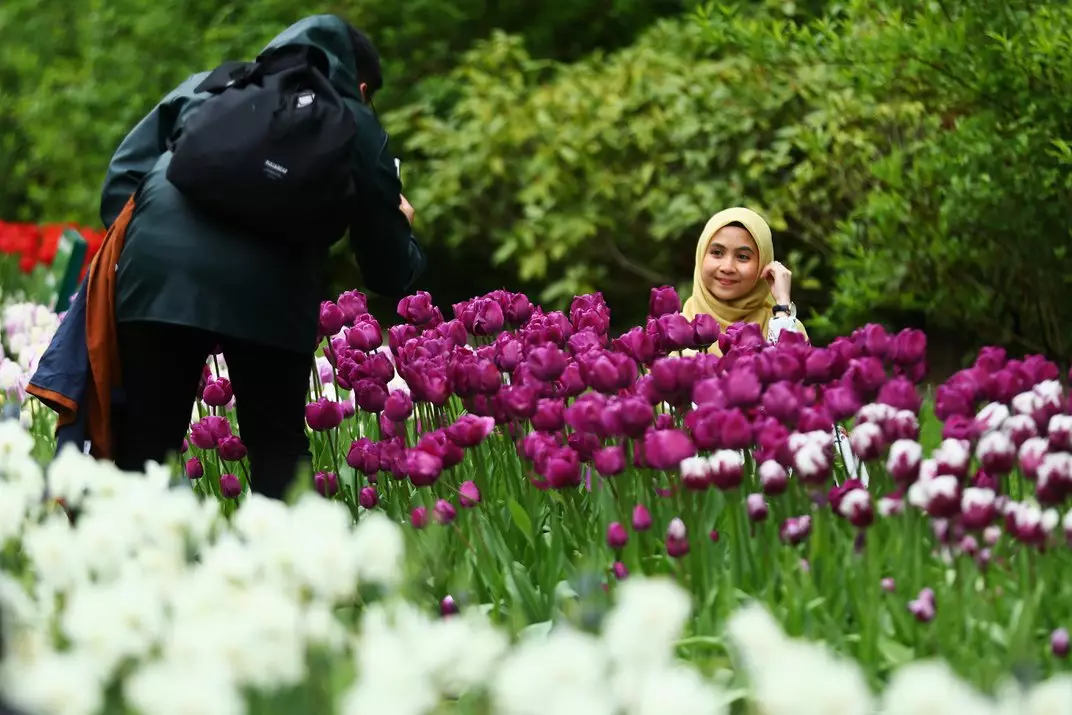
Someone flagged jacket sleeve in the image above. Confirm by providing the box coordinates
[347,109,426,298]
[99,74,203,229]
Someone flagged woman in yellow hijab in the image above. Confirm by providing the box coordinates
[681,207,807,352]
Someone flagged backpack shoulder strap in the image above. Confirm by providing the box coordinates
[193,61,257,94]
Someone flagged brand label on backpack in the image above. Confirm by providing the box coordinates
[263,159,288,180]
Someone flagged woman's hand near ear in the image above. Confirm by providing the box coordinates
[761,261,792,306]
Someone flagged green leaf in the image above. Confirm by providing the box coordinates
[507,498,535,548]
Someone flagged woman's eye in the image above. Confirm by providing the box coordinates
[737,254,751,262]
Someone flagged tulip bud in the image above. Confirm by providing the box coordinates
[648,285,681,318]
[202,377,234,407]
[880,577,896,592]
[666,518,689,558]
[580,445,616,478]
[959,487,997,530]
[632,504,652,532]
[314,471,339,498]
[606,522,628,550]
[680,456,711,491]
[305,397,344,431]
[886,439,923,484]
[1052,628,1070,658]
[217,435,247,462]
[709,450,744,491]
[759,460,788,495]
[440,595,459,617]
[410,506,428,529]
[611,561,629,581]
[383,390,414,422]
[219,473,242,499]
[319,301,345,336]
[908,588,936,623]
[434,499,457,525]
[746,493,769,523]
[358,486,378,509]
[779,515,812,545]
[184,457,203,480]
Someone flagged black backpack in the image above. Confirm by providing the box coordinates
[166,44,359,246]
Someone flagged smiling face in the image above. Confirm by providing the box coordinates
[701,223,762,301]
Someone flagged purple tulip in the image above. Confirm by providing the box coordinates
[1052,628,1070,658]
[202,377,233,407]
[692,313,719,346]
[527,344,567,381]
[383,390,414,422]
[632,504,652,531]
[889,328,927,366]
[217,435,247,462]
[877,376,922,414]
[440,595,459,617]
[762,381,800,424]
[824,384,862,422]
[346,438,381,476]
[315,471,339,498]
[404,447,444,486]
[434,499,457,525]
[654,313,695,351]
[720,410,753,451]
[345,315,383,352]
[305,397,344,431]
[494,336,524,372]
[397,291,437,326]
[881,577,896,592]
[219,473,242,499]
[538,447,582,489]
[337,289,368,323]
[184,457,203,480]
[613,326,658,365]
[319,301,345,336]
[648,285,681,318]
[458,480,481,508]
[456,297,505,336]
[607,522,629,550]
[189,416,231,450]
[445,414,496,448]
[611,561,629,581]
[358,486,378,509]
[354,379,389,413]
[846,357,887,400]
[642,428,696,470]
[593,445,626,477]
[410,506,428,529]
[531,398,566,432]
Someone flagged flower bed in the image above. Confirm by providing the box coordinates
[0,219,106,306]
[1,424,1071,715]
[5,286,1072,700]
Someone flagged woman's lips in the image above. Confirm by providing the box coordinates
[716,278,737,287]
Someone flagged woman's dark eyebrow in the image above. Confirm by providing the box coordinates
[709,242,754,253]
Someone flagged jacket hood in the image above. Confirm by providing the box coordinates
[261,15,362,100]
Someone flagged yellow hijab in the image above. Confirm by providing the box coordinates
[681,207,807,353]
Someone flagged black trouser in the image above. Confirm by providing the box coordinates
[113,321,313,500]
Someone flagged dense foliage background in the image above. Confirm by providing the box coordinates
[1,0,1069,368]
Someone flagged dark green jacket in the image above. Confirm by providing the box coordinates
[102,15,425,354]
